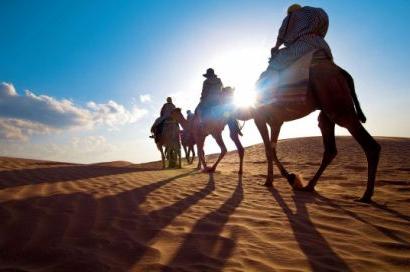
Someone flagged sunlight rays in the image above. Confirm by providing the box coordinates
[209,47,267,108]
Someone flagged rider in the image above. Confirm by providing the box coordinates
[269,4,332,70]
[194,69,243,136]
[195,68,223,119]
[256,4,332,103]
[150,97,176,139]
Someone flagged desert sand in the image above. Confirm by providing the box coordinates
[0,136,409,271]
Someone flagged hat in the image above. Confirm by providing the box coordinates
[287,4,302,14]
[166,97,172,103]
[203,68,216,78]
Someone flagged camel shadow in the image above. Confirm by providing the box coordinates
[0,165,159,189]
[370,202,410,222]
[162,174,243,272]
[0,170,217,271]
[269,189,351,272]
[314,193,410,245]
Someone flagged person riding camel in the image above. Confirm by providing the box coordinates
[195,69,243,136]
[256,4,332,104]
[150,97,176,140]
[195,68,223,119]
[270,4,332,70]
[160,97,176,118]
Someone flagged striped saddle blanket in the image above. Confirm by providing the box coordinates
[255,50,329,105]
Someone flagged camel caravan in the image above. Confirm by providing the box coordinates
[150,4,381,203]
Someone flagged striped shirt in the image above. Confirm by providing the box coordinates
[269,6,332,70]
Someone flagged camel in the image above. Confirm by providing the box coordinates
[180,125,196,164]
[171,103,244,174]
[154,119,182,169]
[235,50,380,203]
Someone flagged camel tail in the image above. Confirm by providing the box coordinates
[339,67,367,123]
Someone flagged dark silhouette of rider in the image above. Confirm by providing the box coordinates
[150,97,176,139]
[270,4,331,70]
[195,68,223,118]
[195,69,243,136]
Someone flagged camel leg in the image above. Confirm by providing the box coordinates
[191,145,196,164]
[301,112,337,191]
[255,117,273,186]
[341,119,381,202]
[310,67,381,201]
[186,146,191,163]
[196,157,201,169]
[229,128,244,175]
[208,133,227,172]
[178,146,182,168]
[159,145,166,169]
[197,137,207,170]
[195,146,201,169]
[268,122,291,179]
[188,146,193,164]
[183,145,189,163]
[165,146,171,168]
[168,148,172,168]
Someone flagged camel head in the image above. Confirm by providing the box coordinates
[171,108,189,129]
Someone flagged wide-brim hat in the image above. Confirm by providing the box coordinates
[203,68,216,78]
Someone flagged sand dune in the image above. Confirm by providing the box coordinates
[0,136,409,271]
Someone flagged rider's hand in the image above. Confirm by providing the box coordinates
[271,46,279,57]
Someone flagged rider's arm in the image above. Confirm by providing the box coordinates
[160,105,166,116]
[200,80,208,101]
[274,15,290,49]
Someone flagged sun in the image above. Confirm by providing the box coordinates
[233,88,257,107]
[210,46,267,108]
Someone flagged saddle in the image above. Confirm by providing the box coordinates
[196,97,228,121]
[256,50,331,105]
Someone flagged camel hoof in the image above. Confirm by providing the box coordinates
[286,173,296,186]
[356,197,372,204]
[263,181,273,187]
[201,167,215,173]
[295,185,315,192]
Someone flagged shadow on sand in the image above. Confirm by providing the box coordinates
[0,165,161,189]
[162,174,243,272]
[314,193,410,246]
[0,169,220,271]
[269,189,351,272]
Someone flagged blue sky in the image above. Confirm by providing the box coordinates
[1,0,409,163]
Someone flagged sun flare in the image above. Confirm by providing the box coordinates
[210,47,267,108]
[233,89,257,107]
